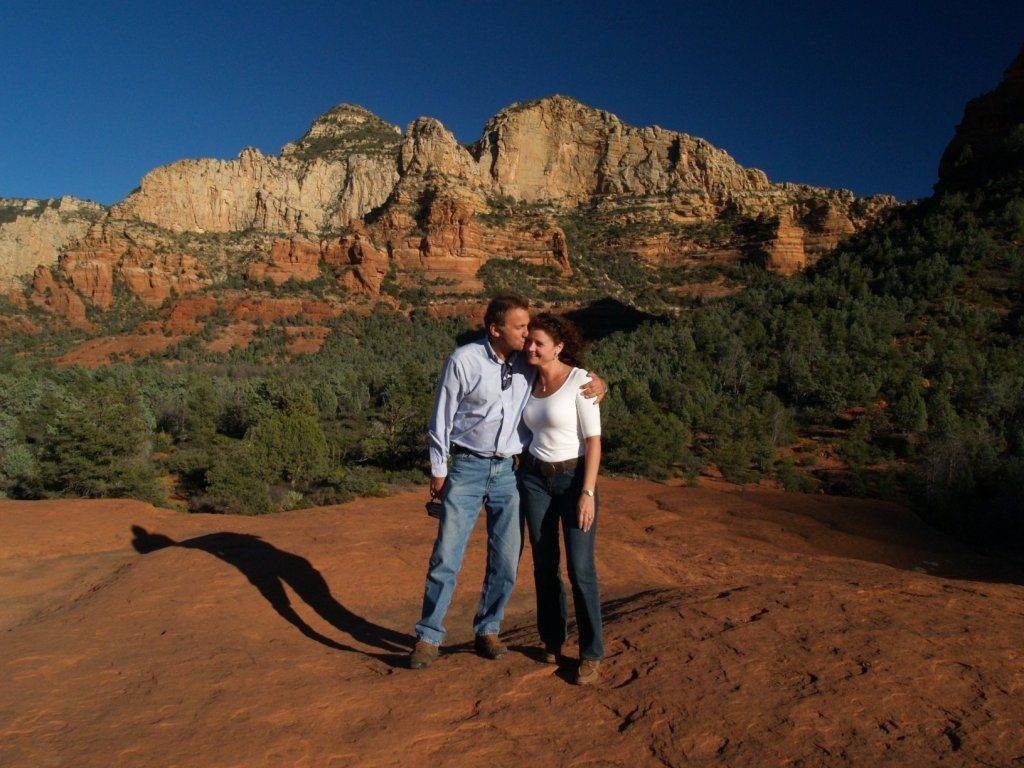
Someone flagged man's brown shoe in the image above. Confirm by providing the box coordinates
[408,640,440,669]
[474,633,507,660]
[575,659,601,685]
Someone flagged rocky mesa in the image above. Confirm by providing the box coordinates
[111,95,892,237]
[2,96,898,340]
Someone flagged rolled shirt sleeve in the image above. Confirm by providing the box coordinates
[576,373,602,439]
[428,354,464,478]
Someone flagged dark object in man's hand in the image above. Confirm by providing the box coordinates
[425,500,444,519]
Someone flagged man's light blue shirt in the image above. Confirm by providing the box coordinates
[428,337,535,478]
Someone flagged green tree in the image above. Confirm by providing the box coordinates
[246,398,330,488]
[184,375,221,444]
[603,381,693,477]
[204,440,273,515]
[891,380,928,435]
[33,382,162,503]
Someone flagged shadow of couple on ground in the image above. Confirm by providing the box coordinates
[131,525,415,667]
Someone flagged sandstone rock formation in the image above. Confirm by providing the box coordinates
[0,197,105,289]
[163,295,218,333]
[472,95,771,202]
[325,229,391,295]
[247,239,322,285]
[57,227,210,309]
[111,106,401,234]
[244,231,393,295]
[28,265,91,330]
[106,95,892,257]
[746,191,892,275]
[23,220,212,326]
[2,94,898,328]
[399,117,480,182]
[371,182,571,293]
[763,209,808,274]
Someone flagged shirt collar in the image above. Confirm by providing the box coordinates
[487,337,503,364]
[484,337,520,366]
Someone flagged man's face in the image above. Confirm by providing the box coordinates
[489,308,531,352]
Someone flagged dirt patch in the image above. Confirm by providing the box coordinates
[55,331,184,367]
[284,325,331,355]
[205,321,258,353]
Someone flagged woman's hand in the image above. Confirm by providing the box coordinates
[577,492,596,532]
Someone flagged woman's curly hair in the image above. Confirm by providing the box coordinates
[529,312,586,367]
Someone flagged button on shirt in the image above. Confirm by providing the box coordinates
[428,338,535,478]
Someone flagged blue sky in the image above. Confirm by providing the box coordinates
[2,0,1022,204]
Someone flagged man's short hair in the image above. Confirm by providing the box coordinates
[484,294,530,330]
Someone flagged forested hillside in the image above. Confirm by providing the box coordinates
[1,49,1021,548]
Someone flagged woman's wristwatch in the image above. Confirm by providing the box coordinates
[582,488,595,497]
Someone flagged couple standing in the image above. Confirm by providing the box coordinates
[409,294,607,685]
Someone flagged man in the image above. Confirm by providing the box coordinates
[409,294,606,669]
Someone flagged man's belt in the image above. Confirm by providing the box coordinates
[522,452,579,478]
[452,444,503,460]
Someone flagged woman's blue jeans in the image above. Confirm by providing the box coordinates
[415,452,521,645]
[519,461,604,661]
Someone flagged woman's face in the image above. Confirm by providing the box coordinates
[524,328,563,366]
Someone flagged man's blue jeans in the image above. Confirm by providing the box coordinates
[415,451,521,645]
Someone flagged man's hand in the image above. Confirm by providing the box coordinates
[430,476,447,499]
[580,372,608,404]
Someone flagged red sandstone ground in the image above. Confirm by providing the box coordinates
[1,478,1022,767]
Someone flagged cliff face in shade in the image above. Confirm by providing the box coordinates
[938,44,1024,190]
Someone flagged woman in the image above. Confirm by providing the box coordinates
[519,312,604,685]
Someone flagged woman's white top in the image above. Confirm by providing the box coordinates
[522,367,601,462]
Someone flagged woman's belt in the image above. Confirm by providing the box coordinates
[522,452,580,477]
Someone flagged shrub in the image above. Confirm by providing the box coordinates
[166,445,213,493]
[246,407,330,487]
[713,436,761,484]
[774,457,818,493]
[908,417,1021,546]
[602,382,693,477]
[0,444,35,496]
[202,440,273,515]
[32,382,163,504]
